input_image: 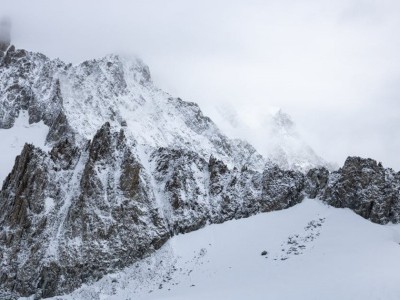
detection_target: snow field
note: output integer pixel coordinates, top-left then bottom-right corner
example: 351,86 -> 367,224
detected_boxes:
47,199 -> 400,300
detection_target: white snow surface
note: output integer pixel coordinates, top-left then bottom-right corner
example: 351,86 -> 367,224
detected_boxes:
0,110 -> 49,185
42,199 -> 400,300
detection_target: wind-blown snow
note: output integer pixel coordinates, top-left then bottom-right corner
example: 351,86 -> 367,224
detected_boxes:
0,110 -> 49,185
44,199 -> 400,300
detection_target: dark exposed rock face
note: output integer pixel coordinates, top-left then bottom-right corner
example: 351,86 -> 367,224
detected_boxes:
305,167 -> 329,199
0,144 -> 50,298
150,149 -> 306,236
262,165 -> 305,212
46,111 -> 75,145
316,157 -> 400,224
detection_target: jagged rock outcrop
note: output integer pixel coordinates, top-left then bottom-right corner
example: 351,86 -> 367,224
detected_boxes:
150,150 -> 266,233
311,157 -> 400,224
305,167 -> 329,198
0,144 -> 50,299
262,165 -> 305,212
0,48 -> 63,129
0,124 -> 169,298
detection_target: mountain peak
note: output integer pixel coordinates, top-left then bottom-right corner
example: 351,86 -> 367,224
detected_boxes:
271,109 -> 295,135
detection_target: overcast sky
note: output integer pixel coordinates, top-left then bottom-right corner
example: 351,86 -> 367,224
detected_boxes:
3,0 -> 400,169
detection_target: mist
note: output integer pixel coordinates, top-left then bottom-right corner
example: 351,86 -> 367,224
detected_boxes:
2,0 -> 400,169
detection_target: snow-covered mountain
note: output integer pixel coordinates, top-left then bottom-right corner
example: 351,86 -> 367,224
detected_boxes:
1,27 -> 400,300
0,50 -> 264,172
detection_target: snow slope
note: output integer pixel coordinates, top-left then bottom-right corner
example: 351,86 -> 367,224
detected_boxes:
0,110 -> 48,185
46,199 -> 400,300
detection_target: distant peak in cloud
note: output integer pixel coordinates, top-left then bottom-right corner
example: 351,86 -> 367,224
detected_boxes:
270,109 -> 296,135
209,103 -> 333,172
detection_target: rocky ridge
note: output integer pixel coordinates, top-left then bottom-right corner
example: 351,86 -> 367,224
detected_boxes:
308,157 -> 400,224
0,41 -> 399,299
